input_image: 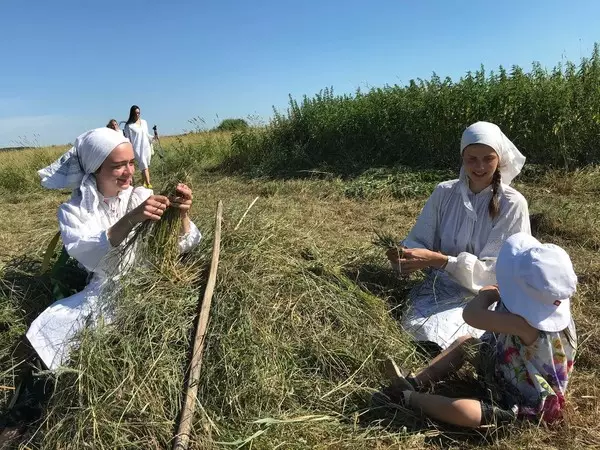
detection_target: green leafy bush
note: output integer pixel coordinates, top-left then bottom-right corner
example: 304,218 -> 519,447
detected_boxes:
228,44 -> 600,176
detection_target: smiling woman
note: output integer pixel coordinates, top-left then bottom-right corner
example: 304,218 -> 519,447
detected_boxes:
95,143 -> 137,198
386,121 -> 531,352
24,128 -> 202,371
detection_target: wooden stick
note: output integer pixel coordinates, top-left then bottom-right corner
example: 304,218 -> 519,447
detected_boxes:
173,200 -> 223,450
234,196 -> 259,231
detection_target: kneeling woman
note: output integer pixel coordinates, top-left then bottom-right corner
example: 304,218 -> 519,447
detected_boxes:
387,122 -> 530,351
29,128 -> 202,370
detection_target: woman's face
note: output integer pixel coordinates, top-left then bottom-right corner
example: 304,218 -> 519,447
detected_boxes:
96,143 -> 136,196
462,144 -> 499,192
134,108 -> 141,121
109,120 -> 119,131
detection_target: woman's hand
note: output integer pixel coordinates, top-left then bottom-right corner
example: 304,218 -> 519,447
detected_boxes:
128,195 -> 170,224
386,247 -> 404,263
169,183 -> 193,218
108,195 -> 170,247
474,285 -> 501,307
396,248 -> 448,274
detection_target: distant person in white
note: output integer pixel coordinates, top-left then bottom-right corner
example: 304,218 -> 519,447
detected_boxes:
123,105 -> 155,188
386,121 -> 531,352
106,118 -> 124,135
29,128 -> 201,370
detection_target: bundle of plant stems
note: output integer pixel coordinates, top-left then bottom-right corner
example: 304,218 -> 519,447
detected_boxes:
124,177 -> 187,276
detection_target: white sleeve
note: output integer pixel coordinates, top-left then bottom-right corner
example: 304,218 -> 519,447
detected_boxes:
179,221 -> 202,253
59,188 -> 154,275
143,120 -> 154,142
58,206 -> 112,274
445,193 -> 531,293
402,185 -> 443,250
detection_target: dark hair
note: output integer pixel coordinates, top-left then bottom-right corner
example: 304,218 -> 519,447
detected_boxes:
126,105 -> 140,124
488,169 -> 501,218
106,119 -> 117,128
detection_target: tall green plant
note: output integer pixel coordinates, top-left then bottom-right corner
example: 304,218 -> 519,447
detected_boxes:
228,43 -> 600,176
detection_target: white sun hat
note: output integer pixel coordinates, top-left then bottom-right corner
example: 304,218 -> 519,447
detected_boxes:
496,232 -> 577,332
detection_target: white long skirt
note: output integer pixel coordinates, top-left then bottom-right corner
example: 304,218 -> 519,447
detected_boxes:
401,269 -> 485,349
25,278 -> 113,370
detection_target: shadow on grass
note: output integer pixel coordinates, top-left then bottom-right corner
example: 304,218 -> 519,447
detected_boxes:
0,255 -> 88,384
352,372 -> 518,448
0,255 -> 88,326
0,255 -> 86,436
215,161 -> 453,183
530,211 -> 600,251
341,262 -> 422,322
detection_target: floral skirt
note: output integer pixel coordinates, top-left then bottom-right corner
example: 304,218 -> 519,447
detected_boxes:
475,335 -> 520,425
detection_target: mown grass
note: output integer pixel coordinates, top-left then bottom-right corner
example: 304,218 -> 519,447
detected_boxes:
1,136 -> 599,449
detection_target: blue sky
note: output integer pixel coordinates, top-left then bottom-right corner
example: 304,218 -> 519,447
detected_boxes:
1,0 -> 599,147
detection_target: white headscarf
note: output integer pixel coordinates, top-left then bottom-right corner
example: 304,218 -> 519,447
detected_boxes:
460,121 -> 525,185
38,128 -> 130,213
458,121 -> 526,220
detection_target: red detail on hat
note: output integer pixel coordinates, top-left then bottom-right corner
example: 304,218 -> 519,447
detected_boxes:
554,300 -> 562,306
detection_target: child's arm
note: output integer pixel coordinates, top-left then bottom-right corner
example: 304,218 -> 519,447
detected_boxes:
463,286 -> 539,345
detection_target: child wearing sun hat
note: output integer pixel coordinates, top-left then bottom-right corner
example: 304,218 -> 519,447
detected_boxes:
378,232 -> 577,427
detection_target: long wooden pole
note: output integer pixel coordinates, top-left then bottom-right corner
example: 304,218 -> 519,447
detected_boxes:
173,200 -> 223,450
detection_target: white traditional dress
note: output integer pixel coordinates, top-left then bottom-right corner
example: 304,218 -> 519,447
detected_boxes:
400,121 -> 531,349
124,119 -> 153,170
27,181 -> 201,370
29,128 -> 201,370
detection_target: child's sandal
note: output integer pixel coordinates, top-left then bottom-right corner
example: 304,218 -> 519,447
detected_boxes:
383,357 -> 419,391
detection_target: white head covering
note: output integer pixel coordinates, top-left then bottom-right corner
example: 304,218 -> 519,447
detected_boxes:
460,121 -> 525,185
458,121 -> 526,220
38,128 -> 130,213
496,232 -> 577,332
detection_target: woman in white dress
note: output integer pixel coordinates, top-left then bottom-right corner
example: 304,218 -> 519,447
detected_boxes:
386,121 -> 531,352
123,105 -> 155,188
28,127 -> 202,370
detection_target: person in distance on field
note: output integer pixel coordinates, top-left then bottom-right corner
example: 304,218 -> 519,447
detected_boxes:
106,118 -> 124,135
123,105 -> 156,189
386,121 -> 531,355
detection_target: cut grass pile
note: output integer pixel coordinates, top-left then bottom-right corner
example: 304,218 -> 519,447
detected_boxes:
0,139 -> 599,449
